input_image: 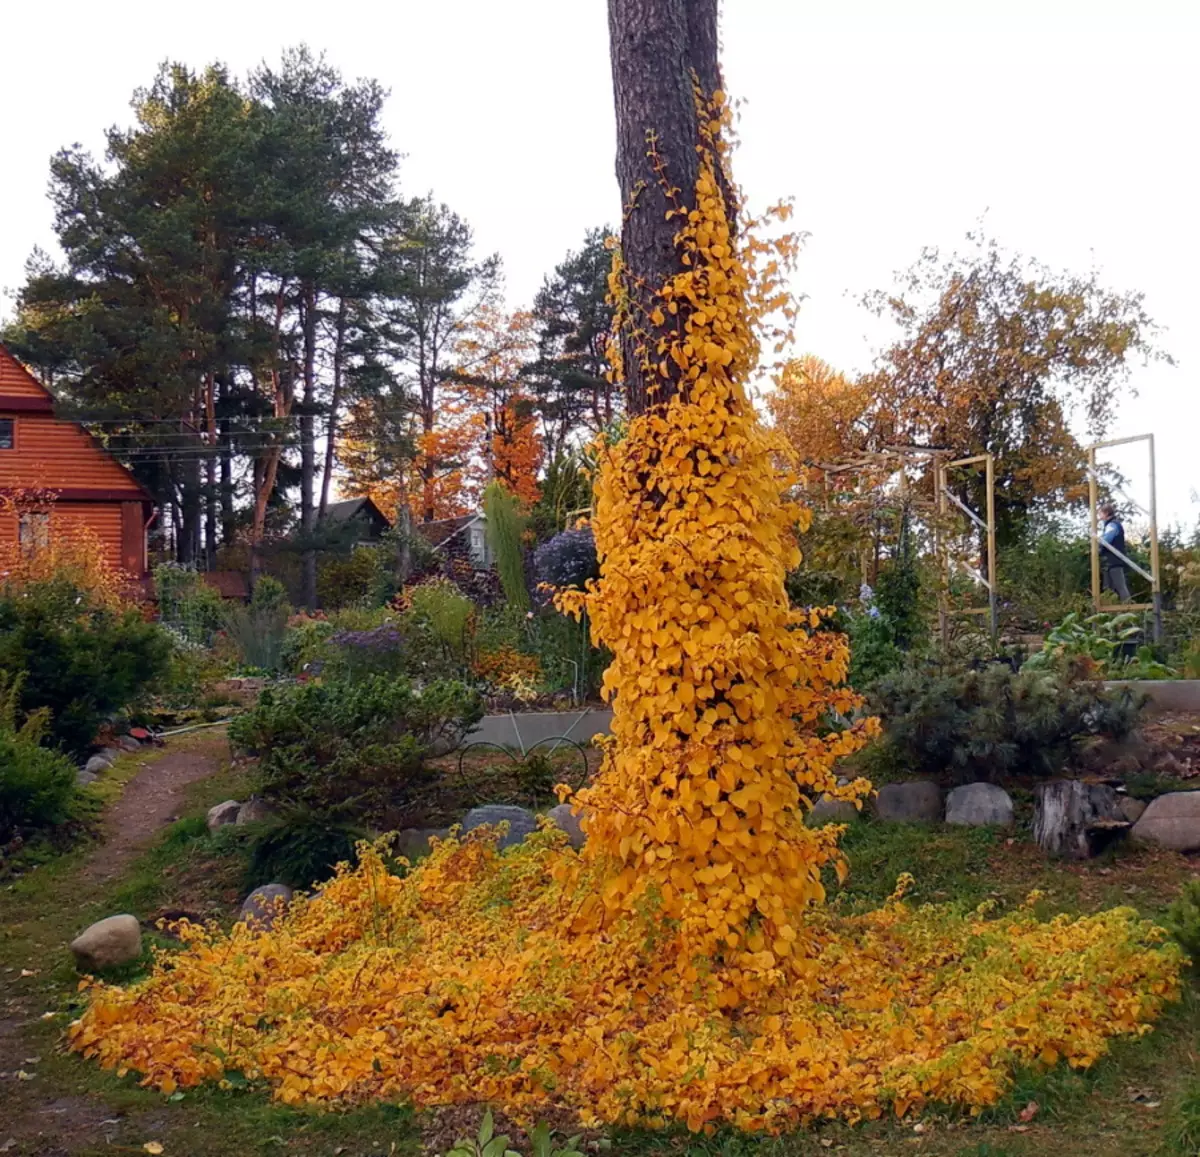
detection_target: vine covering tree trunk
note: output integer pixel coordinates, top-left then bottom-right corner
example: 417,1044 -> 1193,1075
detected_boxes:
608,0 -> 727,414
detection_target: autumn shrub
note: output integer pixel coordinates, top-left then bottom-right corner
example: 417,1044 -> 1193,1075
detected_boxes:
868,663 -> 1142,787
280,614 -> 336,675
228,675 -> 482,817
69,835 -> 1183,1126
406,578 -> 475,666
0,575 -> 172,756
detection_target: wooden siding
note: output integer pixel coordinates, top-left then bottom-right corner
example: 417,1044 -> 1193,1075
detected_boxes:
0,502 -> 128,575
0,412 -> 146,492
0,345 -> 54,403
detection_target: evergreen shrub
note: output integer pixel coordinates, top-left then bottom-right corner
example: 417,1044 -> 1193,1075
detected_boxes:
0,576 -> 171,756
868,663 -> 1142,787
228,675 -> 483,816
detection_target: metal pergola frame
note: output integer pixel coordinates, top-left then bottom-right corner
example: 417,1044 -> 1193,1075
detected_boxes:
935,453 -> 998,647
1087,433 -> 1162,641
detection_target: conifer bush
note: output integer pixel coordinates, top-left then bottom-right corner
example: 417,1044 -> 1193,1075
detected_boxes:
868,664 -> 1141,786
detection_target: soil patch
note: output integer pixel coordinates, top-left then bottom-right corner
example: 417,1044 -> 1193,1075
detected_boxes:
79,738 -> 223,885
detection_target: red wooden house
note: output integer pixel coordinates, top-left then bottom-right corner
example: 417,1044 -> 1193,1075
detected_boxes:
0,344 -> 153,579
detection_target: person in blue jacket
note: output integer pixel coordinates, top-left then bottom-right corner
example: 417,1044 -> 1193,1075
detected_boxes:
1099,502 -> 1131,602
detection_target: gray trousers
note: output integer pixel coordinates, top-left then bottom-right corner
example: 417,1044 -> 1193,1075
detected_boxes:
1104,565 -> 1131,602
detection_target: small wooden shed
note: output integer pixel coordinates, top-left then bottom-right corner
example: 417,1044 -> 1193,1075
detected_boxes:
0,344 -> 153,578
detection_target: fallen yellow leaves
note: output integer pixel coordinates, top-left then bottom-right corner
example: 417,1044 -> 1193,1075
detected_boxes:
67,836 -> 1182,1132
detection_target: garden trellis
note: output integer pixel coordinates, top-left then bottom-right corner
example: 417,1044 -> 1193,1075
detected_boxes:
935,453 -> 998,647
1087,432 -> 1162,641
805,446 -> 999,646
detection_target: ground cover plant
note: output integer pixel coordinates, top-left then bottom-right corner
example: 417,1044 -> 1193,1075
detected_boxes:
64,61 -> 1184,1141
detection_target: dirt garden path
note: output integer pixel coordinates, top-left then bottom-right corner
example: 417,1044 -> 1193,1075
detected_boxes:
79,739 -> 223,885
0,735 -> 225,1154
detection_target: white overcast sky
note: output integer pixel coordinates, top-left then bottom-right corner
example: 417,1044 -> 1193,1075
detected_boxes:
2,0 -> 1196,526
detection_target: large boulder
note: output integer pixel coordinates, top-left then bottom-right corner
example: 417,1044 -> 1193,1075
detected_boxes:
70,914 -> 142,972
117,735 -> 141,752
393,828 -> 450,861
239,884 -> 294,930
1132,792 -> 1200,852
206,800 -> 242,832
547,803 -> 588,849
235,798 -> 274,826
807,796 -> 860,826
875,781 -> 942,823
84,754 -> 113,776
76,769 -> 98,787
946,783 -> 1014,828
462,805 -> 538,849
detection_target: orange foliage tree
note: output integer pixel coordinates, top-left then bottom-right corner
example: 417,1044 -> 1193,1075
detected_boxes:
767,354 -> 873,486
452,305 -> 543,507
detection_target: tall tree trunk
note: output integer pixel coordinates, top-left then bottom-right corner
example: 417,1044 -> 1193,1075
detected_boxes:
299,282 -> 318,609
251,285 -> 291,587
204,371 -> 218,569
608,0 -> 725,415
218,375 -> 235,545
320,296 -> 349,518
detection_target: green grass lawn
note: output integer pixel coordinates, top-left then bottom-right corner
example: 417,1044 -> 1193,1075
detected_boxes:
2,750 -> 1199,1157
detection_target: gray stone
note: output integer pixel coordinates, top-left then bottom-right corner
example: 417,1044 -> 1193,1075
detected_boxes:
117,735 -> 141,752
807,796 -> 860,826
946,782 -> 1014,827
1131,792 -> 1200,852
547,803 -> 588,848
76,769 -> 98,787
235,798 -> 274,826
84,754 -> 112,776
874,781 -> 942,823
206,800 -> 242,832
462,804 -> 538,849
239,884 -> 294,929
70,914 -> 142,972
393,828 -> 449,861
1119,797 -> 1147,824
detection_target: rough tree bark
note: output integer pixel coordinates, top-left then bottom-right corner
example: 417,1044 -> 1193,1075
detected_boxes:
1034,779 -> 1129,859
608,0 -> 727,415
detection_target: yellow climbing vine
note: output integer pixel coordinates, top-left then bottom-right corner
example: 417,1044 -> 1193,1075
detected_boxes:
67,90 -> 1183,1132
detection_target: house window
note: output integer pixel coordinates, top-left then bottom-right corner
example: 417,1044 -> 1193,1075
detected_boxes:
0,418 -> 13,450
18,512 -> 50,556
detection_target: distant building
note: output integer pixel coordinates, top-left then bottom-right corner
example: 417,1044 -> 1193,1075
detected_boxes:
0,344 -> 153,579
320,496 -> 393,542
417,512 -> 491,569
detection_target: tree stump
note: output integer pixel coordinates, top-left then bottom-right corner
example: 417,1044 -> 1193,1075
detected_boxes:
1033,780 -> 1130,859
